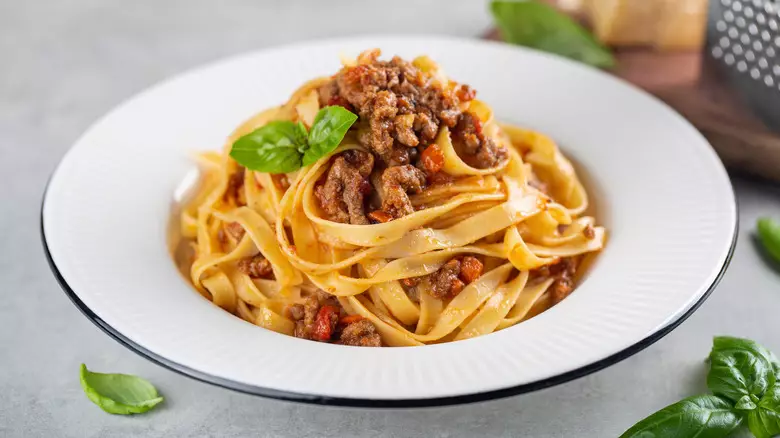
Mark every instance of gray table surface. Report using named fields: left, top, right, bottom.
left=2, top=1, right=779, bottom=436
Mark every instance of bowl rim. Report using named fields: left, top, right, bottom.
left=39, top=35, right=740, bottom=407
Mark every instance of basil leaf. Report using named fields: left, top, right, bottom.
left=715, top=336, right=780, bottom=373
left=303, top=106, right=358, bottom=166
left=748, top=385, right=780, bottom=438
left=708, top=347, right=775, bottom=403
left=708, top=336, right=779, bottom=403
left=620, top=395, right=742, bottom=438
left=79, top=364, right=163, bottom=415
left=757, top=217, right=780, bottom=264
left=735, top=394, right=759, bottom=411
left=230, top=120, right=308, bottom=173
left=490, top=0, right=615, bottom=68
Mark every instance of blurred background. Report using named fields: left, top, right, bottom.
left=1, top=1, right=779, bottom=437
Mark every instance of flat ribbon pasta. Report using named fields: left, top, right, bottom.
left=177, top=58, right=606, bottom=347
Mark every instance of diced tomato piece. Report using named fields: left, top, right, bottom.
left=455, top=84, right=476, bottom=102
left=459, top=256, right=484, bottom=284
left=368, top=210, right=393, bottom=223
left=343, top=65, right=368, bottom=85
left=421, top=144, right=445, bottom=174
left=400, top=277, right=420, bottom=288
left=327, top=95, right=352, bottom=111
left=312, top=305, right=339, bottom=341
left=339, top=314, right=364, bottom=325
left=450, top=279, right=465, bottom=296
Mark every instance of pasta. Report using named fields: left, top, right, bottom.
left=175, top=49, right=606, bottom=347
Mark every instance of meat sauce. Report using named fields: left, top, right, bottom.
left=314, top=49, right=508, bottom=225
left=400, top=255, right=485, bottom=300
left=287, top=294, right=382, bottom=347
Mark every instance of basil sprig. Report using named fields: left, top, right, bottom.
left=490, top=0, right=615, bottom=68
left=708, top=337, right=778, bottom=405
left=622, top=337, right=780, bottom=438
left=621, top=395, right=742, bottom=438
left=80, top=364, right=164, bottom=415
left=757, top=218, right=780, bottom=264
left=749, top=386, right=780, bottom=438
left=230, top=105, right=357, bottom=173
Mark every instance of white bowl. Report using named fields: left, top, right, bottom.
left=41, top=36, right=737, bottom=407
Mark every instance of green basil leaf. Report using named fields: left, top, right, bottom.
left=757, top=217, right=780, bottom=264
left=490, top=0, right=615, bottom=68
left=303, top=106, right=358, bottom=166
left=230, top=120, right=308, bottom=173
left=735, top=394, right=758, bottom=411
left=620, top=395, right=742, bottom=438
left=748, top=385, right=780, bottom=438
left=708, top=336, right=778, bottom=402
left=79, top=364, right=163, bottom=415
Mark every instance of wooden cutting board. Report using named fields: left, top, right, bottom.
left=485, top=29, right=780, bottom=182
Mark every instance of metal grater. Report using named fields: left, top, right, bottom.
left=708, top=0, right=780, bottom=130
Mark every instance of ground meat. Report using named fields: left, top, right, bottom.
left=394, top=114, right=418, bottom=147
left=583, top=224, right=595, bottom=240
left=426, top=255, right=484, bottom=299
left=339, top=319, right=382, bottom=347
left=317, top=80, right=340, bottom=107
left=320, top=49, right=475, bottom=165
left=292, top=292, right=344, bottom=341
left=224, top=222, right=245, bottom=241
left=414, top=112, right=438, bottom=142
left=367, top=90, right=398, bottom=160
left=387, top=145, right=412, bottom=167
left=286, top=303, right=305, bottom=321
left=225, top=167, right=245, bottom=205
left=428, top=171, right=455, bottom=186
left=271, top=174, right=290, bottom=191
left=528, top=168, right=551, bottom=196
left=380, top=165, right=426, bottom=218
left=293, top=295, right=321, bottom=340
left=400, top=277, right=421, bottom=302
left=289, top=293, right=383, bottom=346
left=532, top=257, right=580, bottom=304
left=315, top=150, right=375, bottom=224
left=237, top=254, right=273, bottom=279
left=429, top=259, right=464, bottom=299
left=453, top=112, right=507, bottom=169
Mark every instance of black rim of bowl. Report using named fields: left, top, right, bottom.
left=40, top=177, right=739, bottom=408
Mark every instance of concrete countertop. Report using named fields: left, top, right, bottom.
left=1, top=1, right=777, bottom=436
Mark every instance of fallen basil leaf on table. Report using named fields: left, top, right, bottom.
left=622, top=337, right=780, bottom=437
left=757, top=217, right=780, bottom=264
left=747, top=385, right=780, bottom=438
left=735, top=394, right=759, bottom=411
left=80, top=364, right=164, bottom=415
left=490, top=0, right=615, bottom=68
left=619, top=395, right=742, bottom=438
left=707, top=336, right=776, bottom=404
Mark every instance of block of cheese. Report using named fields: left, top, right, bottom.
left=587, top=0, right=707, bottom=51
left=655, top=0, right=708, bottom=50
